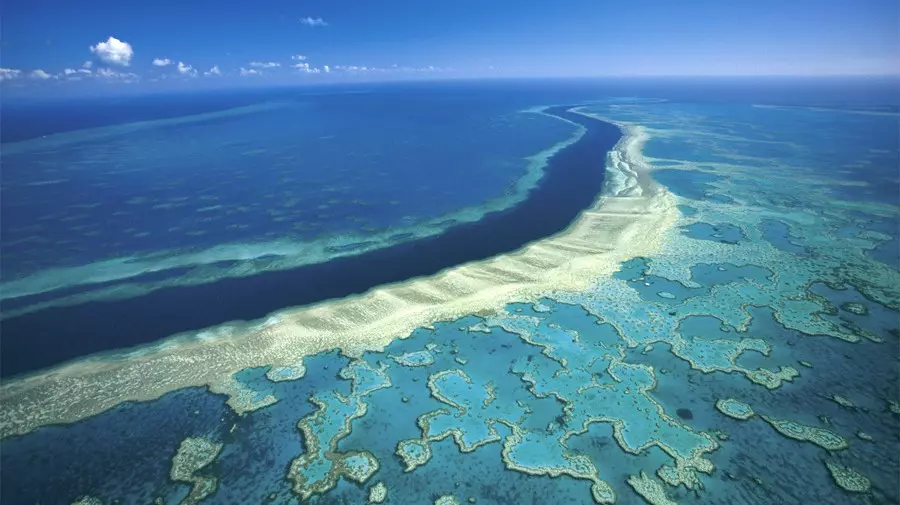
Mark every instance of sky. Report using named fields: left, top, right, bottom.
left=0, top=0, right=898, bottom=95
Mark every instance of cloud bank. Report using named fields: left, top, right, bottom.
left=0, top=68, right=23, bottom=81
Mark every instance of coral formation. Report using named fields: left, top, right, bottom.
left=169, top=437, right=223, bottom=505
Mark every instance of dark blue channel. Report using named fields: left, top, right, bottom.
left=0, top=106, right=619, bottom=377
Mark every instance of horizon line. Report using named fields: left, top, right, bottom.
left=2, top=73, right=899, bottom=103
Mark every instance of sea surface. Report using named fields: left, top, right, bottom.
left=1, top=78, right=898, bottom=505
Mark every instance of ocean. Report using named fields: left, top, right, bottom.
left=0, top=77, right=898, bottom=505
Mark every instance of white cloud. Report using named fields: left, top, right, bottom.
left=63, top=68, right=92, bottom=80
left=177, top=61, right=196, bottom=76
left=292, top=62, right=322, bottom=74
left=332, top=64, right=447, bottom=74
left=90, top=36, right=134, bottom=66
left=30, top=69, right=53, bottom=80
left=1, top=68, right=23, bottom=81
left=96, top=68, right=139, bottom=81
left=153, top=58, right=172, bottom=67
left=395, top=65, right=445, bottom=73
left=292, top=54, right=307, bottom=61
left=323, top=65, right=330, bottom=73
left=300, top=17, right=327, bottom=26
left=250, top=61, right=280, bottom=69
left=82, top=60, right=93, bottom=69
left=204, top=65, right=221, bottom=76
left=240, top=67, right=260, bottom=76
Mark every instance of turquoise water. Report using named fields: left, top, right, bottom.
left=1, top=84, right=899, bottom=505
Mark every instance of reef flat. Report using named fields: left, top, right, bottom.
left=169, top=437, right=223, bottom=505
left=715, top=399, right=754, bottom=420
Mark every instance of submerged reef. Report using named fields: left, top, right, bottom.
left=391, top=350, right=436, bottom=367
left=286, top=360, right=389, bottom=500
left=367, top=482, right=387, bottom=503
left=627, top=472, right=677, bottom=505
left=70, top=497, right=103, bottom=505
left=824, top=461, right=871, bottom=493
left=2, top=99, right=899, bottom=505
left=715, top=398, right=755, bottom=420
left=828, top=394, right=855, bottom=409
left=265, top=360, right=307, bottom=383
left=390, top=302, right=716, bottom=504
left=760, top=416, right=848, bottom=451
left=169, top=437, right=223, bottom=505
left=745, top=366, right=799, bottom=390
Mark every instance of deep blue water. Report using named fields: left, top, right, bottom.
left=1, top=78, right=898, bottom=505
left=0, top=104, right=618, bottom=376
left=2, top=77, right=899, bottom=374
left=5, top=77, right=897, bottom=142
left=1, top=86, right=578, bottom=276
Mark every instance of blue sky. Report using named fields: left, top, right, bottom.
left=1, top=0, right=898, bottom=94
